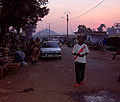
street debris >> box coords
[18,87,34,93]
[0,88,13,94]
[64,90,120,102]
[7,81,11,84]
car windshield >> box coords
[42,42,60,48]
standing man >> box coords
[103,38,107,51]
[72,36,89,86]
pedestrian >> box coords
[72,36,89,87]
[103,38,107,51]
[31,41,40,64]
[112,47,120,60]
[14,47,26,65]
[117,75,120,82]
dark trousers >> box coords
[75,62,86,84]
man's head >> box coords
[77,36,84,45]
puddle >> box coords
[64,90,120,102]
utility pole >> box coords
[49,24,50,38]
[67,14,69,38]
[64,11,70,38]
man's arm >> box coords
[72,53,77,55]
[73,53,85,57]
[77,47,89,57]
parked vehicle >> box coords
[40,41,62,59]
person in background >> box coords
[31,41,40,64]
[112,47,120,60]
[14,48,26,65]
[117,75,120,82]
[72,36,89,87]
[35,37,41,48]
[103,38,107,51]
[112,47,120,82]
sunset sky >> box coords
[36,0,120,34]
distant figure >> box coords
[112,47,120,60]
[72,36,89,87]
[14,48,25,65]
[31,41,40,64]
[35,37,41,48]
[103,38,107,51]
[117,75,120,82]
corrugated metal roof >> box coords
[108,33,120,38]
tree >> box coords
[78,25,92,35]
[107,26,117,35]
[78,25,87,33]
[0,0,49,44]
[97,24,106,32]
[107,23,120,35]
[23,23,37,39]
[114,23,120,33]
[86,27,92,35]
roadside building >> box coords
[107,33,120,51]
[87,31,107,44]
[74,31,107,50]
[74,31,107,44]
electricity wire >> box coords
[72,0,106,19]
[73,0,98,14]
[69,0,84,12]
[37,0,106,34]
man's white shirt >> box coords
[72,43,89,63]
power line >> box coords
[68,0,85,12]
[73,0,98,14]
[72,0,106,19]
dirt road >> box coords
[0,46,120,102]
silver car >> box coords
[40,41,62,59]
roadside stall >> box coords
[0,33,21,79]
[107,33,120,51]
[107,33,120,60]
